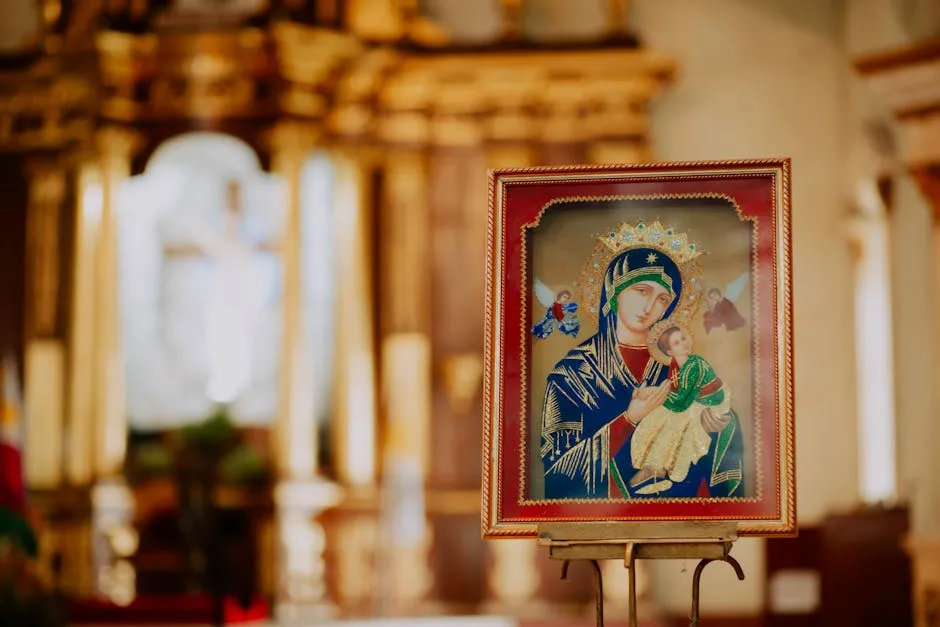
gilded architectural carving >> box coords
[0,70,93,153]
[856,40,940,169]
[374,48,673,146]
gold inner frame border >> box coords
[517,192,763,507]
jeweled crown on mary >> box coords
[597,220,704,264]
[579,219,706,326]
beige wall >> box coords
[846,1,940,536]
[627,0,937,615]
[633,0,862,615]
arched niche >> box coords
[118,132,283,431]
[116,132,338,460]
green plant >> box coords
[219,445,270,487]
[179,406,239,458]
[127,441,175,483]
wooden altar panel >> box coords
[428,146,487,490]
[0,156,28,363]
[764,527,821,627]
[820,506,912,626]
[430,512,486,608]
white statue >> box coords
[190,179,275,405]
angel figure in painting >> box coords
[539,221,745,500]
[703,273,748,333]
[627,323,741,496]
[531,278,580,340]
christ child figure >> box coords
[628,324,733,495]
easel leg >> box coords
[626,543,638,627]
[689,555,745,627]
[561,559,604,627]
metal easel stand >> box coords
[537,522,745,627]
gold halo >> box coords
[647,319,694,366]
[577,219,706,331]
[554,284,575,299]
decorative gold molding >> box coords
[97,28,270,121]
[24,340,66,489]
[67,162,102,487]
[373,47,673,146]
[0,70,93,153]
[855,40,940,169]
[265,119,322,157]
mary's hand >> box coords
[701,407,732,433]
[624,381,671,425]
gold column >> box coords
[331,148,378,491]
[91,127,139,604]
[67,163,102,486]
[381,146,432,475]
[376,144,434,614]
[271,124,318,480]
[94,128,136,478]
[269,123,342,622]
[22,158,67,490]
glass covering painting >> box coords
[483,160,795,537]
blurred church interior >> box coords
[1,0,940,625]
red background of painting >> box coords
[497,168,782,523]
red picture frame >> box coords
[482,159,794,537]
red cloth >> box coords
[703,297,746,333]
[0,442,24,513]
[618,344,651,382]
[68,595,269,625]
[608,417,636,466]
[697,479,711,498]
[609,344,650,458]
[551,302,564,321]
[669,358,680,390]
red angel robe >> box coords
[703,297,746,333]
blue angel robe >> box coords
[532,302,580,339]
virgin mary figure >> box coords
[540,226,745,500]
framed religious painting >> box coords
[482,159,794,537]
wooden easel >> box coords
[537,521,745,627]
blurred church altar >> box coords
[2,0,940,625]
[0,0,673,623]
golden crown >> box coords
[597,220,704,264]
